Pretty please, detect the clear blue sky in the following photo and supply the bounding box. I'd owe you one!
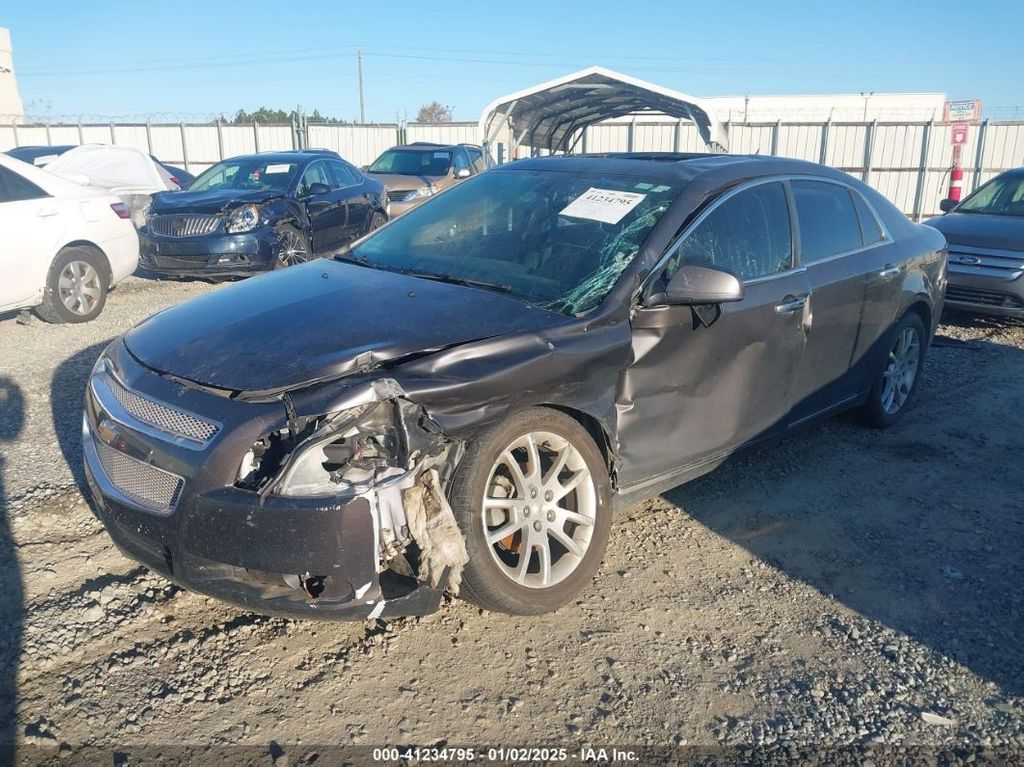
[4,0,1020,123]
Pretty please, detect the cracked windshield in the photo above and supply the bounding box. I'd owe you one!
[350,170,677,313]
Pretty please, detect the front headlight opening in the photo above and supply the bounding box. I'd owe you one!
[132,201,151,229]
[226,203,260,233]
[236,402,405,497]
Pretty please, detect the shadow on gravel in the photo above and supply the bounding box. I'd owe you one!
[50,341,112,498]
[665,334,1024,697]
[0,377,25,759]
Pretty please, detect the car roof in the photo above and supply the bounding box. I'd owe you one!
[220,150,342,164]
[499,152,849,186]
[385,142,480,152]
[5,144,76,160]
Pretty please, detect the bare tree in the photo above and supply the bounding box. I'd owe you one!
[416,101,453,123]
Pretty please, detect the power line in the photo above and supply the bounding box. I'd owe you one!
[18,43,908,79]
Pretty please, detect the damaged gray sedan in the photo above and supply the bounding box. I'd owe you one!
[83,153,947,619]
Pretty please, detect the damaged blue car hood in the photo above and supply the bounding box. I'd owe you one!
[148,188,278,215]
[124,260,565,392]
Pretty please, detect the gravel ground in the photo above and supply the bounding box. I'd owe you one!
[0,277,219,505]
[0,279,1022,762]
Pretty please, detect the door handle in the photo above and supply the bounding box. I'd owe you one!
[775,295,808,313]
[306,200,329,211]
[878,263,901,278]
[36,207,59,217]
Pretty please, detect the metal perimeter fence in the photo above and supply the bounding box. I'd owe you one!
[2,118,1022,220]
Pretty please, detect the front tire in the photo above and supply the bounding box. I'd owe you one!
[35,246,108,323]
[449,408,612,615]
[272,224,312,269]
[862,311,926,428]
[367,211,387,234]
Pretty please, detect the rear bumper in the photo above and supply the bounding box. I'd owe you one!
[138,229,276,278]
[945,269,1024,319]
[101,230,141,285]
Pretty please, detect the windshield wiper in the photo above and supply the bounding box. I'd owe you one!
[401,270,513,294]
[334,252,394,272]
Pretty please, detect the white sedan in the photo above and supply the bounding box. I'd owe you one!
[0,153,139,323]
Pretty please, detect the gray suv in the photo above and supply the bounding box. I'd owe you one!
[366,142,490,216]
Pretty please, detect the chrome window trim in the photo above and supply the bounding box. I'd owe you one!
[643,173,894,298]
[744,265,808,286]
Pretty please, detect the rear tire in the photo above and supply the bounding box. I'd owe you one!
[35,246,108,324]
[861,311,926,428]
[448,407,612,615]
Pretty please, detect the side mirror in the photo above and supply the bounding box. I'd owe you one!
[306,182,331,197]
[455,167,471,179]
[939,198,958,213]
[659,264,745,306]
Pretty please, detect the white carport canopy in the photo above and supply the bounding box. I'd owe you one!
[479,66,728,157]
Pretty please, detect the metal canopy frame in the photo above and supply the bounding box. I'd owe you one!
[478,66,728,159]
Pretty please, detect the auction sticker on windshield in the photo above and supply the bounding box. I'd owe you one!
[560,187,647,224]
[265,163,293,174]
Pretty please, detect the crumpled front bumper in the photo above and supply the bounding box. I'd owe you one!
[84,420,447,620]
[138,228,277,278]
[81,342,454,620]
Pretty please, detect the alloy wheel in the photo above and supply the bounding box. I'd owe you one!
[481,431,597,589]
[881,326,921,415]
[57,260,102,316]
[277,229,310,267]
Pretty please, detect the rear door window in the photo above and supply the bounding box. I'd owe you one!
[791,180,864,262]
[0,166,48,203]
[851,190,885,245]
[664,181,793,283]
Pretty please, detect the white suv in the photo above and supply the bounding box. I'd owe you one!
[0,153,139,323]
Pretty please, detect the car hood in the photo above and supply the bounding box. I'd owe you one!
[123,260,564,393]
[924,212,1024,251]
[368,172,445,190]
[148,188,281,215]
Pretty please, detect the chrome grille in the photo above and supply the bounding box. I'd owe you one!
[94,439,184,513]
[947,244,1024,280]
[149,214,221,237]
[946,285,1024,309]
[105,374,219,444]
[387,189,414,202]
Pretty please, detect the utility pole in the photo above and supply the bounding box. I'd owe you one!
[860,91,874,122]
[357,49,365,124]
